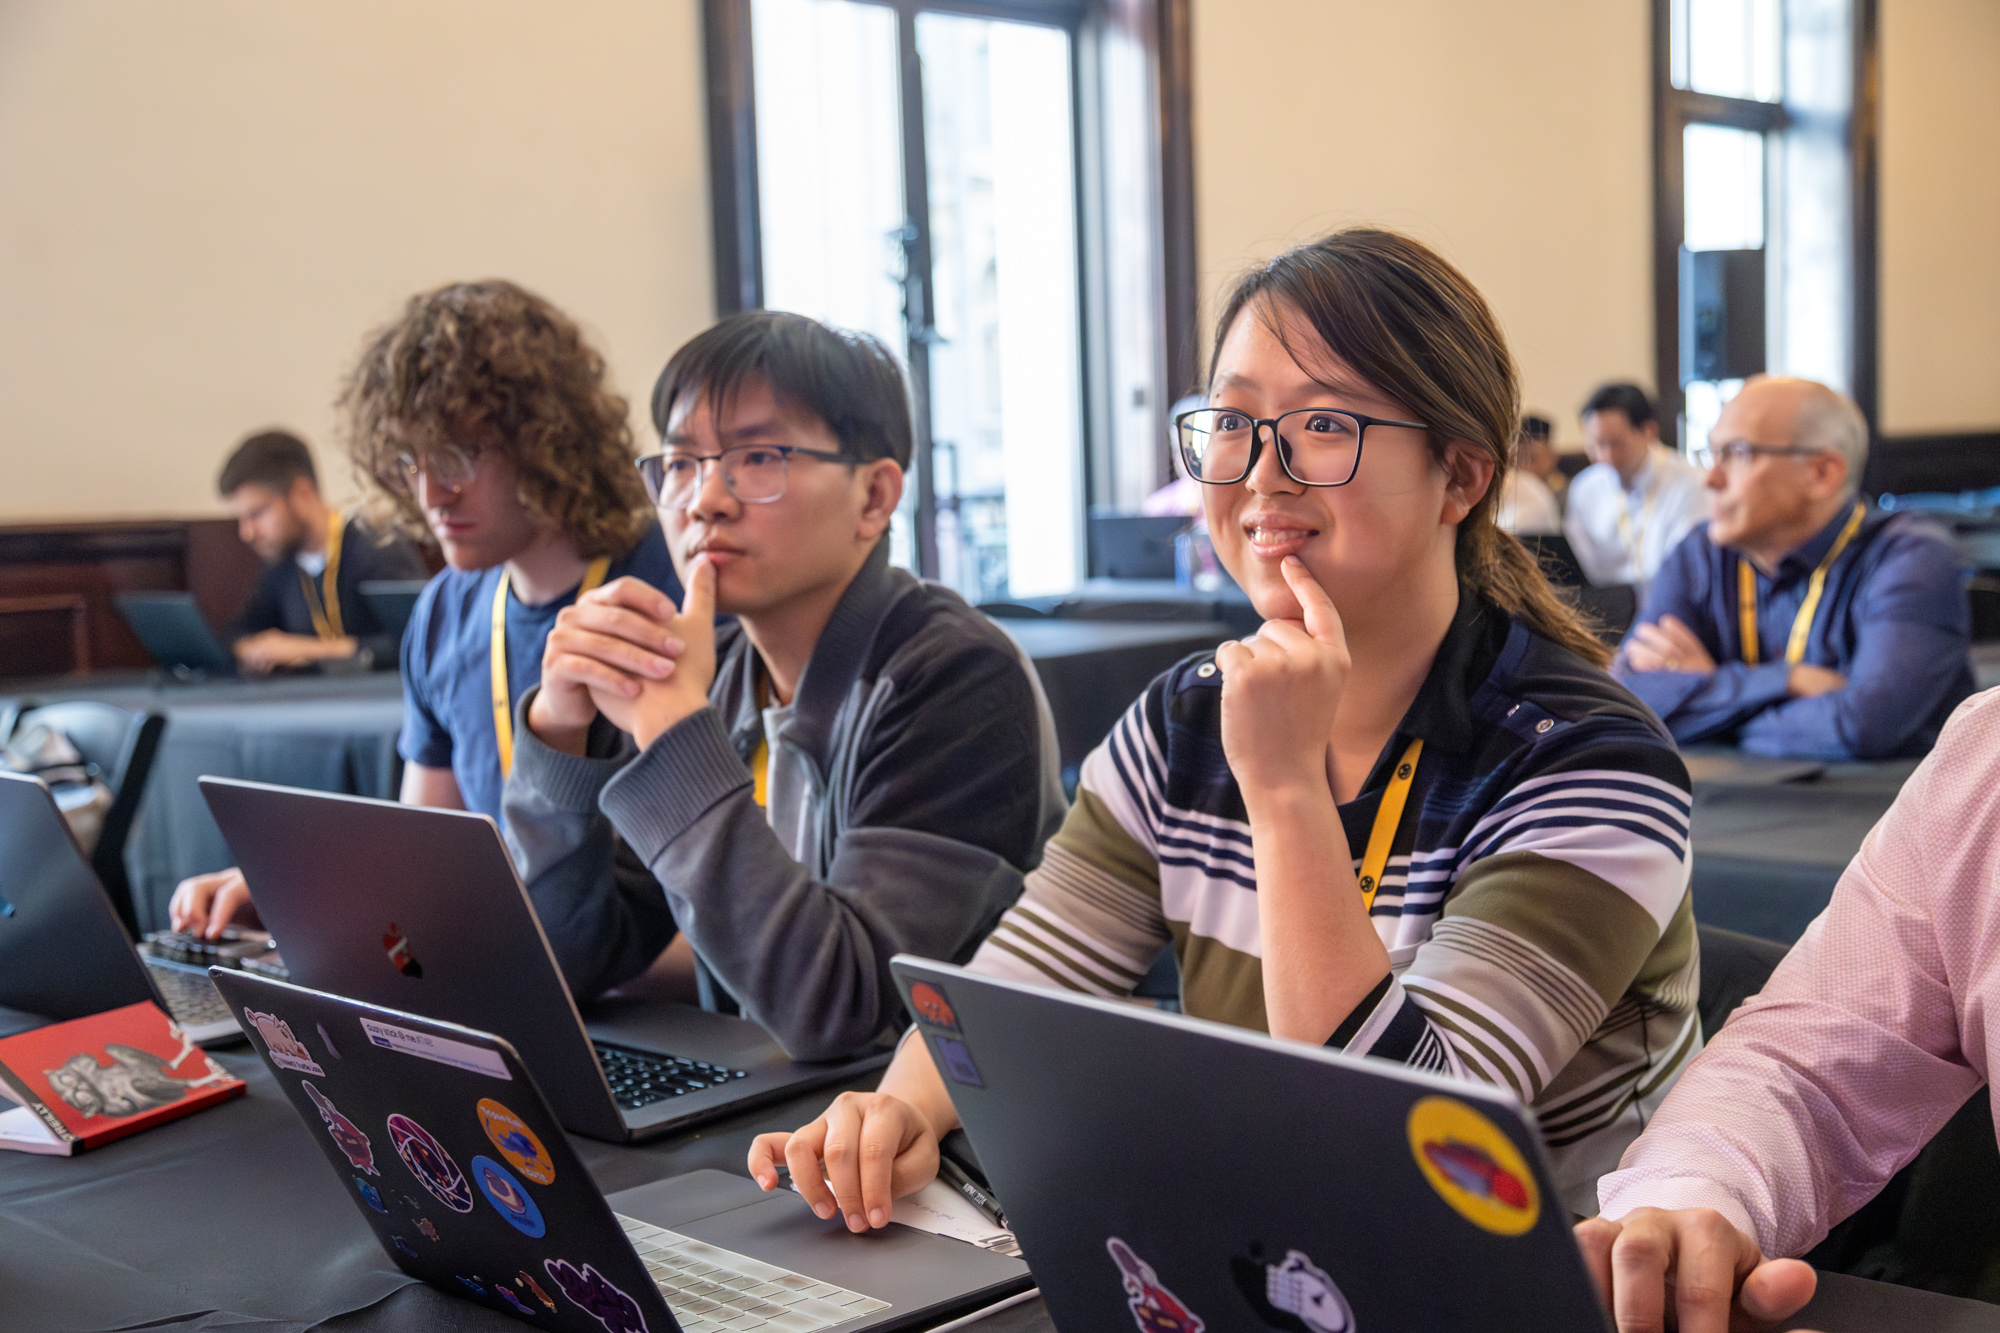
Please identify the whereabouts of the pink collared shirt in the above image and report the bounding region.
[1598,688,2000,1256]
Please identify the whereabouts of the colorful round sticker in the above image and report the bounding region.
[387,1112,475,1213]
[477,1097,555,1186]
[472,1155,547,1237]
[1406,1095,1540,1235]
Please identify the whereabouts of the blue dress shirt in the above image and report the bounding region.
[1616,502,1972,760]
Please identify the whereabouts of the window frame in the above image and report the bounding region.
[701,0,1197,584]
[1650,0,1880,439]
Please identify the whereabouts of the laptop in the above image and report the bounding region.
[199,777,891,1143]
[889,957,1615,1333]
[0,771,242,1043]
[209,970,1032,1333]
[113,592,237,677]
[359,578,429,641]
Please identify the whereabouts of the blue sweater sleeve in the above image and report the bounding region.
[1615,532,1793,743]
[1737,532,1970,760]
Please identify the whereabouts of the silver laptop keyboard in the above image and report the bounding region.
[145,961,235,1027]
[617,1215,890,1332]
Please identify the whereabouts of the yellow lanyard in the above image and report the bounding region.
[749,675,770,808]
[1614,480,1661,570]
[297,513,346,640]
[1356,738,1424,910]
[1737,502,1865,666]
[490,556,611,778]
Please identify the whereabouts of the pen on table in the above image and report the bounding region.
[936,1154,1007,1230]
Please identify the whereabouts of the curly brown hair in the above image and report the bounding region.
[339,279,651,559]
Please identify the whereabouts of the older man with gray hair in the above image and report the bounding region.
[1614,374,1971,759]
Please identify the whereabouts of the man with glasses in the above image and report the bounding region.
[500,310,1065,1061]
[172,282,683,1002]
[1615,375,1970,760]
[216,429,426,673]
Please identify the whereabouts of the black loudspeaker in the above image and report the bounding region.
[1679,247,1767,385]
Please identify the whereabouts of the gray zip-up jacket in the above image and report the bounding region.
[502,542,1066,1060]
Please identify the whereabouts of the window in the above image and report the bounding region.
[704,0,1194,604]
[1654,0,1877,450]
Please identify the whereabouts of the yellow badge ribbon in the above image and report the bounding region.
[491,556,611,778]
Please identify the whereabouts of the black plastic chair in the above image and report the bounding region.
[18,701,166,936]
[1568,582,1639,644]
[1695,923,1791,1037]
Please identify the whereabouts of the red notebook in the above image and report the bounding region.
[0,1000,246,1155]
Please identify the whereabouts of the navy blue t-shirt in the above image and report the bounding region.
[398,523,681,820]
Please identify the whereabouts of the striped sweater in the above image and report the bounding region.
[968,595,1699,1216]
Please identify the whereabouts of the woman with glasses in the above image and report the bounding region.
[750,227,1699,1228]
[170,280,684,1002]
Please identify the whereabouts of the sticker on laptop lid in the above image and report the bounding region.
[477,1097,555,1185]
[518,1271,558,1313]
[303,1082,378,1175]
[544,1257,650,1333]
[243,1009,325,1076]
[356,1177,387,1212]
[360,1017,510,1080]
[497,1285,536,1316]
[392,1234,418,1259]
[1406,1094,1540,1236]
[1231,1244,1354,1332]
[908,981,959,1032]
[472,1154,546,1238]
[932,1035,983,1088]
[1108,1237,1206,1333]
[387,1112,476,1213]
[456,1275,488,1297]
[417,1217,439,1242]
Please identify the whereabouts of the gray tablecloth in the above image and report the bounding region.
[1688,757,1918,943]
[18,673,407,933]
[0,997,1985,1333]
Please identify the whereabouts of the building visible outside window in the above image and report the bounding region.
[714,0,1189,606]
[1658,0,1869,451]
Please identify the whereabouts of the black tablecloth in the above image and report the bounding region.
[993,620,1232,771]
[2,1002,1991,1333]
[13,673,408,933]
[1688,757,1918,943]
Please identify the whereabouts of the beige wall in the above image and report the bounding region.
[0,0,713,523]
[1879,0,2000,435]
[1190,0,1654,449]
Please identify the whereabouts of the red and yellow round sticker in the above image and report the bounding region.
[1406,1094,1540,1236]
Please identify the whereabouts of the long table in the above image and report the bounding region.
[0,1000,1988,1332]
[1686,755,1918,942]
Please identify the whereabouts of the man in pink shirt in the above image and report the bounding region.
[1576,688,2000,1331]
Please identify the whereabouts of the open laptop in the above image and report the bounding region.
[200,777,891,1142]
[209,969,1031,1333]
[890,957,1615,1333]
[0,770,241,1043]
[113,592,237,678]
[358,578,429,641]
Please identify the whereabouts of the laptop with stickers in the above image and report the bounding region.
[199,778,889,1143]
[209,969,1031,1333]
[889,957,1616,1333]
[0,771,240,1043]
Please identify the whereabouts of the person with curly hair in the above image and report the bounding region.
[172,280,683,1000]
[500,310,1066,1060]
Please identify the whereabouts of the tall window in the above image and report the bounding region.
[705,0,1193,604]
[1655,0,1875,449]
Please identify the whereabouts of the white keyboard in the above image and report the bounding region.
[617,1214,891,1333]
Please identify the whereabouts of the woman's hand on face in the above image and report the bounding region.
[1217,556,1351,793]
[745,1091,941,1233]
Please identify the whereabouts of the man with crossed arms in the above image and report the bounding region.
[1615,375,1970,760]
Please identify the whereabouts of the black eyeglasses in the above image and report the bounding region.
[636,443,850,507]
[1175,407,1430,487]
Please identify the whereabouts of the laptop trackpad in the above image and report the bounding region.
[607,1168,772,1227]
[608,1169,1029,1304]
